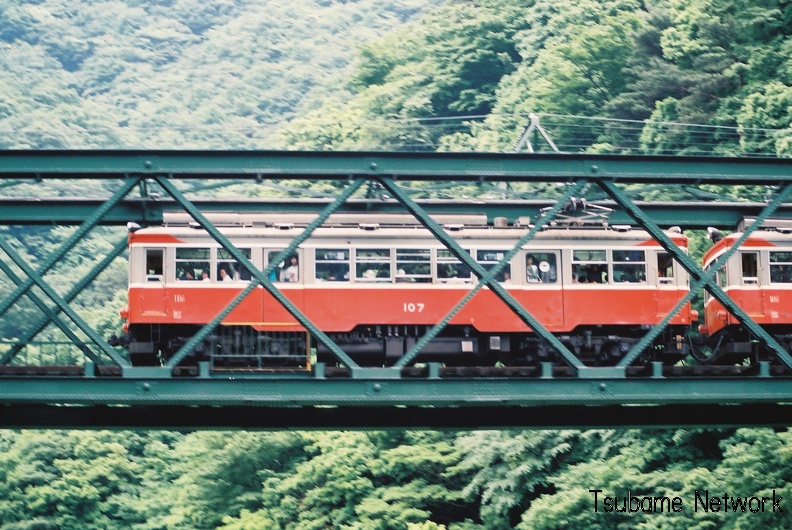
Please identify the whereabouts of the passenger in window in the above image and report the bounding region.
[219,268,233,281]
[503,272,511,283]
[280,255,299,282]
[201,270,210,281]
[540,262,556,283]
[526,256,541,283]
[181,270,195,281]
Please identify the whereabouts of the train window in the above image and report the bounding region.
[436,249,472,283]
[175,248,209,281]
[572,250,607,284]
[529,252,557,283]
[356,249,391,282]
[657,253,674,284]
[741,252,759,285]
[770,252,792,283]
[477,250,511,283]
[146,248,164,282]
[717,266,727,288]
[217,248,252,282]
[267,251,299,283]
[612,250,646,283]
[395,249,431,283]
[316,249,350,282]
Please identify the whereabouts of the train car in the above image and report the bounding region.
[117,213,696,368]
[700,222,792,363]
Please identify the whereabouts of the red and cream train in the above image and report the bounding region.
[117,212,697,367]
[115,212,792,368]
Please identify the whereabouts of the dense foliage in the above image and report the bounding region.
[279,0,792,157]
[1,0,792,528]
[0,428,790,528]
[0,0,434,149]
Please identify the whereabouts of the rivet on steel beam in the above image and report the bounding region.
[372,383,382,392]
[145,160,152,169]
[142,383,151,392]
[591,165,599,174]
[370,162,378,170]
[599,383,607,391]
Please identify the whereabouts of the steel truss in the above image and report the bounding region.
[1,150,792,428]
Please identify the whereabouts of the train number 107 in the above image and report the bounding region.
[403,302,425,313]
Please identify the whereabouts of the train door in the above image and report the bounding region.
[526,250,563,327]
[737,251,764,317]
[655,251,678,318]
[142,248,167,315]
[263,248,304,321]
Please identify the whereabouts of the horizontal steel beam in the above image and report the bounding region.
[0,198,790,229]
[1,151,791,183]
[3,403,792,429]
[1,374,791,408]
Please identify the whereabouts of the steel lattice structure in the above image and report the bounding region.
[1,150,792,428]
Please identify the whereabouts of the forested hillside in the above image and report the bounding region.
[280,0,792,157]
[1,0,792,529]
[0,0,434,149]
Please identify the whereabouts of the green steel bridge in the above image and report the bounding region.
[2,150,792,429]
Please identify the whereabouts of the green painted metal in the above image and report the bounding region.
[617,183,792,367]
[0,257,100,364]
[392,180,589,369]
[0,240,129,366]
[2,150,792,184]
[155,176,366,370]
[378,177,585,370]
[0,238,129,366]
[3,151,792,419]
[0,179,140,320]
[0,238,128,365]
[600,181,792,370]
[0,373,790,408]
[2,198,792,230]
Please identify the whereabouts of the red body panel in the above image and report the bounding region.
[129,283,694,333]
[704,287,792,335]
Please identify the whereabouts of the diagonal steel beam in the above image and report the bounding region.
[393,180,588,368]
[599,180,792,370]
[617,183,792,367]
[0,178,140,321]
[378,177,585,370]
[0,238,128,365]
[0,257,101,364]
[155,176,365,369]
[0,240,129,366]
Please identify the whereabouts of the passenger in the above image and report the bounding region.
[540,262,557,283]
[502,271,511,283]
[526,256,541,282]
[182,270,195,281]
[219,268,233,281]
[201,270,210,281]
[280,255,299,282]
[395,269,410,283]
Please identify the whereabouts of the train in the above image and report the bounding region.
[114,210,713,369]
[699,222,792,364]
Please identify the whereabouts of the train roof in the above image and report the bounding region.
[130,214,688,247]
[703,228,792,265]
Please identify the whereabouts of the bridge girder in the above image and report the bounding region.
[0,151,791,428]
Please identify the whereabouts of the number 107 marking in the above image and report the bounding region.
[403,302,425,313]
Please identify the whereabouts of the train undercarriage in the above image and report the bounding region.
[697,324,792,366]
[120,323,692,368]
